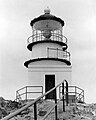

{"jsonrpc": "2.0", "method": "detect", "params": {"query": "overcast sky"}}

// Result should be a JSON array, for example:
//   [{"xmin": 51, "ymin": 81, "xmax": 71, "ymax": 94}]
[{"xmin": 0, "ymin": 0, "xmax": 96, "ymax": 103}]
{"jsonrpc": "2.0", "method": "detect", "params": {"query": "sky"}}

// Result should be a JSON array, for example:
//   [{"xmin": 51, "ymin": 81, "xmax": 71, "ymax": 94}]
[{"xmin": 0, "ymin": 0, "xmax": 96, "ymax": 103}]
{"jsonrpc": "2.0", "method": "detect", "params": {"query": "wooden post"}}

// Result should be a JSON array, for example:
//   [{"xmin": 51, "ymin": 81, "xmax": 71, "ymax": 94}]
[
  {"xmin": 62, "ymin": 82, "xmax": 65, "ymax": 112},
  {"xmin": 34, "ymin": 102, "xmax": 37, "ymax": 120},
  {"xmin": 54, "ymin": 88, "xmax": 58, "ymax": 120}
]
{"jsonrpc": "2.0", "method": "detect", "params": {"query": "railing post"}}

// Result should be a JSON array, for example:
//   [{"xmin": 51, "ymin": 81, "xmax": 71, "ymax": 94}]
[
  {"xmin": 75, "ymin": 86, "xmax": 77, "ymax": 102},
  {"xmin": 83, "ymin": 90, "xmax": 84, "ymax": 102},
  {"xmin": 36, "ymin": 30, "xmax": 37, "ymax": 41},
  {"xmin": 57, "ymin": 48, "xmax": 58, "ymax": 58},
  {"xmin": 62, "ymin": 82, "xmax": 65, "ymax": 112},
  {"xmin": 59, "ymin": 86, "xmax": 61, "ymax": 99},
  {"xmin": 41, "ymin": 86, "xmax": 43, "ymax": 100},
  {"xmin": 53, "ymin": 32, "xmax": 55, "ymax": 40},
  {"xmin": 41, "ymin": 32, "xmax": 42, "ymax": 40},
  {"xmin": 42, "ymin": 86, "xmax": 43, "ymax": 95},
  {"xmin": 69, "ymin": 52, "xmax": 70, "ymax": 61},
  {"xmin": 16, "ymin": 91, "xmax": 17, "ymax": 102},
  {"xmin": 65, "ymin": 80, "xmax": 68, "ymax": 106},
  {"xmin": 34, "ymin": 102, "xmax": 37, "ymax": 120},
  {"xmin": 54, "ymin": 88, "xmax": 58, "ymax": 120},
  {"xmin": 26, "ymin": 86, "xmax": 27, "ymax": 101},
  {"xmin": 47, "ymin": 48, "xmax": 49, "ymax": 58}
]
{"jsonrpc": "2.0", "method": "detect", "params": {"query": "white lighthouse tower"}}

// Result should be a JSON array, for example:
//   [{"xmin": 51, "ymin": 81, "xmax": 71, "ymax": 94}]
[{"xmin": 24, "ymin": 8, "xmax": 72, "ymax": 99}]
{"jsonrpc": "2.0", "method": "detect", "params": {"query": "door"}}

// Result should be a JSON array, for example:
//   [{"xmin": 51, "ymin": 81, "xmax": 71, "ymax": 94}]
[{"xmin": 45, "ymin": 75, "xmax": 55, "ymax": 99}]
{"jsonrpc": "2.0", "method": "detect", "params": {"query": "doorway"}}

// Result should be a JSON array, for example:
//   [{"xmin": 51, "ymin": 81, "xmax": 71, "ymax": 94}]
[{"xmin": 45, "ymin": 75, "xmax": 55, "ymax": 99}]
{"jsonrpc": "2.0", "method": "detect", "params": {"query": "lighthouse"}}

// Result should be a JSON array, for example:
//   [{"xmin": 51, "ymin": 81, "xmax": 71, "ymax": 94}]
[
  {"xmin": 23, "ymin": 8, "xmax": 71, "ymax": 100},
  {"xmin": 15, "ymin": 8, "xmax": 84, "ymax": 103},
  {"xmin": 23, "ymin": 8, "xmax": 72, "ymax": 99}
]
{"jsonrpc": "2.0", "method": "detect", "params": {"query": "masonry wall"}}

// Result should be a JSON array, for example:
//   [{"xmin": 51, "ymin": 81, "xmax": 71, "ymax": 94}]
[{"xmin": 27, "ymin": 60, "xmax": 72, "ymax": 97}]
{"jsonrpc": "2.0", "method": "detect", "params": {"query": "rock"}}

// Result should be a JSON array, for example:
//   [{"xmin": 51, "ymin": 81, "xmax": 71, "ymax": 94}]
[
  {"xmin": 0, "ymin": 108, "xmax": 8, "ymax": 119},
  {"xmin": 24, "ymin": 115, "xmax": 32, "ymax": 120},
  {"xmin": 38, "ymin": 111, "xmax": 47, "ymax": 116},
  {"xmin": 0, "ymin": 97, "xmax": 5, "ymax": 102}
]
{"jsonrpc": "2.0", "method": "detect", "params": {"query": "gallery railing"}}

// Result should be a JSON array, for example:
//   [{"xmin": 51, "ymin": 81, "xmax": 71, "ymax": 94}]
[
  {"xmin": 47, "ymin": 47, "xmax": 70, "ymax": 61},
  {"xmin": 16, "ymin": 86, "xmax": 43, "ymax": 102},
  {"xmin": 59, "ymin": 86, "xmax": 84, "ymax": 103},
  {"xmin": 27, "ymin": 33, "xmax": 67, "ymax": 45}
]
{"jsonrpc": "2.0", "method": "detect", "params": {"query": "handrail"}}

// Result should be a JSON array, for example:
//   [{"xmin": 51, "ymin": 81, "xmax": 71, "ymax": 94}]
[
  {"xmin": 16, "ymin": 86, "xmax": 26, "ymax": 92},
  {"xmin": 47, "ymin": 47, "xmax": 70, "ymax": 61},
  {"xmin": 2, "ymin": 80, "xmax": 64, "ymax": 120},
  {"xmin": 42, "ymin": 93, "xmax": 65, "ymax": 120},
  {"xmin": 76, "ymin": 86, "xmax": 84, "ymax": 91},
  {"xmin": 48, "ymin": 47, "xmax": 70, "ymax": 55},
  {"xmin": 16, "ymin": 86, "xmax": 43, "ymax": 102},
  {"xmin": 59, "ymin": 85, "xmax": 84, "ymax": 103},
  {"xmin": 27, "ymin": 35, "xmax": 32, "ymax": 44}
]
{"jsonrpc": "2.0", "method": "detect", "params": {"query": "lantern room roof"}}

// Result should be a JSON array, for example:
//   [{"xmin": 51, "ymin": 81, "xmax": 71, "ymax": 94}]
[{"xmin": 30, "ymin": 9, "xmax": 64, "ymax": 27}]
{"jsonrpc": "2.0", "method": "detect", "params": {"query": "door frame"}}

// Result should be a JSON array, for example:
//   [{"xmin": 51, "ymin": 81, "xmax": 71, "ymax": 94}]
[{"xmin": 45, "ymin": 74, "xmax": 55, "ymax": 99}]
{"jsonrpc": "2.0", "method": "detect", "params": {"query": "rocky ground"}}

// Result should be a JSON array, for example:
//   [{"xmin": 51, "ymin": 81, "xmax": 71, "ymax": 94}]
[
  {"xmin": 0, "ymin": 97, "xmax": 22, "ymax": 119},
  {"xmin": 0, "ymin": 97, "xmax": 96, "ymax": 120}
]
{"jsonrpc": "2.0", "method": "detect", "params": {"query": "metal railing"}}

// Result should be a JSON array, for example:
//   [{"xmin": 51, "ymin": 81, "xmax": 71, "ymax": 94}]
[
  {"xmin": 2, "ymin": 80, "xmax": 67, "ymax": 120},
  {"xmin": 59, "ymin": 86, "xmax": 84, "ymax": 103},
  {"xmin": 15, "ymin": 91, "xmax": 22, "ymax": 103},
  {"xmin": 16, "ymin": 86, "xmax": 43, "ymax": 102},
  {"xmin": 27, "ymin": 33, "xmax": 67, "ymax": 45},
  {"xmin": 47, "ymin": 47, "xmax": 70, "ymax": 61}
]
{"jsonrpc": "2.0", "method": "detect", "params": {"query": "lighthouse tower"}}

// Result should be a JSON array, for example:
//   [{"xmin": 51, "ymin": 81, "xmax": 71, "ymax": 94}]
[{"xmin": 24, "ymin": 8, "xmax": 72, "ymax": 98}]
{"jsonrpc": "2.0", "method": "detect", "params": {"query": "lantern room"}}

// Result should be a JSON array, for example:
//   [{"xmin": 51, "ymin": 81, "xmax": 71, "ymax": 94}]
[{"xmin": 27, "ymin": 8, "xmax": 67, "ymax": 51}]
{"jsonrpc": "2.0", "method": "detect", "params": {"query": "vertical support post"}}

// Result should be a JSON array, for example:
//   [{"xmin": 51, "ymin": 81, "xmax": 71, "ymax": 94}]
[
  {"xmin": 42, "ymin": 86, "xmax": 43, "ymax": 95},
  {"xmin": 65, "ymin": 80, "xmax": 68, "ymax": 106},
  {"xmin": 62, "ymin": 82, "xmax": 65, "ymax": 112},
  {"xmin": 66, "ymin": 51, "xmax": 67, "ymax": 58},
  {"xmin": 36, "ymin": 30, "xmax": 37, "ymax": 41},
  {"xmin": 61, "ymin": 28, "xmax": 63, "ymax": 42},
  {"xmin": 75, "ymin": 86, "xmax": 77, "ymax": 102},
  {"xmin": 26, "ymin": 86, "xmax": 27, "ymax": 101},
  {"xmin": 16, "ymin": 91, "xmax": 17, "ymax": 102},
  {"xmin": 59, "ymin": 86, "xmax": 60, "ymax": 99},
  {"xmin": 53, "ymin": 31, "xmax": 55, "ymax": 40},
  {"xmin": 41, "ymin": 86, "xmax": 43, "ymax": 100},
  {"xmin": 41, "ymin": 31, "xmax": 43, "ymax": 41},
  {"xmin": 57, "ymin": 48, "xmax": 58, "ymax": 58},
  {"xmin": 57, "ymin": 30, "xmax": 59, "ymax": 41},
  {"xmin": 54, "ymin": 88, "xmax": 58, "ymax": 120},
  {"xmin": 83, "ymin": 90, "xmax": 84, "ymax": 103},
  {"xmin": 69, "ymin": 53, "xmax": 70, "ymax": 61},
  {"xmin": 34, "ymin": 102, "xmax": 37, "ymax": 120},
  {"xmin": 47, "ymin": 48, "xmax": 49, "ymax": 58},
  {"xmin": 33, "ymin": 29, "xmax": 35, "ymax": 42}
]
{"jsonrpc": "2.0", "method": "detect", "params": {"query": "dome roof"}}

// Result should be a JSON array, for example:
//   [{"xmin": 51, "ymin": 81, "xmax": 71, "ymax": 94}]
[{"xmin": 30, "ymin": 9, "xmax": 64, "ymax": 26}]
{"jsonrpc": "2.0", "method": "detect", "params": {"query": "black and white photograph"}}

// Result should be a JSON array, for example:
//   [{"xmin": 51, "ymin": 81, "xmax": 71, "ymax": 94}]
[{"xmin": 0, "ymin": 0, "xmax": 96, "ymax": 119}]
